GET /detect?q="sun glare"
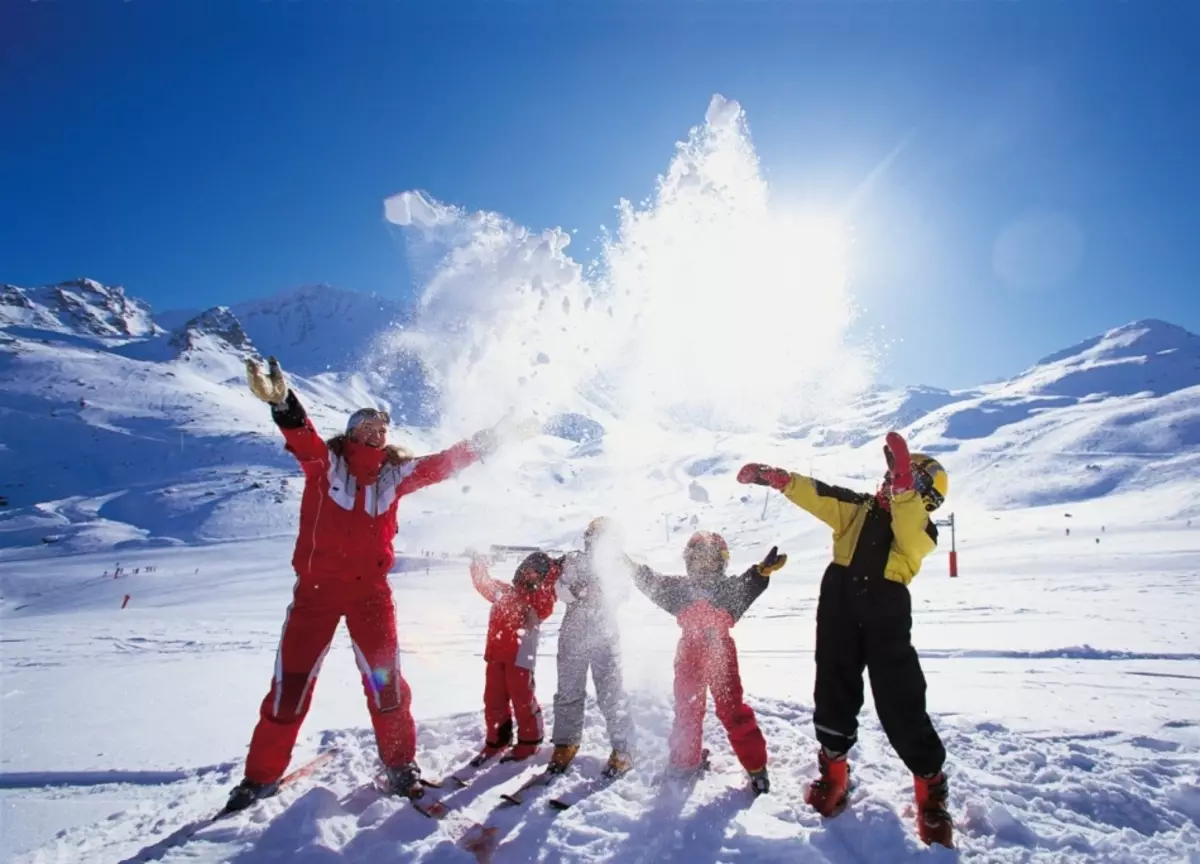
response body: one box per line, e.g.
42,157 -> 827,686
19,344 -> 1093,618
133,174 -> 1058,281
384,95 -> 873,435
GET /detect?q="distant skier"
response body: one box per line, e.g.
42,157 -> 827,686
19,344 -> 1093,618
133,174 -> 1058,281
227,356 -> 530,811
737,431 -> 953,847
470,550 -> 561,764
631,532 -> 787,795
547,517 -> 635,779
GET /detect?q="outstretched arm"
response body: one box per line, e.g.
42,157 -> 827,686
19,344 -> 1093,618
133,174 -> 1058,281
713,547 -> 787,622
393,417 -> 540,497
631,563 -> 691,616
738,463 -> 862,533
396,441 -> 480,496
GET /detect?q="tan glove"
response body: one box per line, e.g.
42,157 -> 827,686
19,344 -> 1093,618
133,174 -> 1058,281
756,546 -> 788,577
246,356 -> 288,405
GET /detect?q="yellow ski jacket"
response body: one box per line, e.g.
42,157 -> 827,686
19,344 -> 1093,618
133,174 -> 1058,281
781,473 -> 937,585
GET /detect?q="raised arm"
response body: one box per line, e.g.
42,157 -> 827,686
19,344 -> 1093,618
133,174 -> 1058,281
246,357 -> 328,468
883,430 -> 938,580
470,557 -> 508,604
272,391 -> 329,467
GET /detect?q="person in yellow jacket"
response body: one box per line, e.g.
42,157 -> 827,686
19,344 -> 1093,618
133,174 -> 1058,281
737,431 -> 953,849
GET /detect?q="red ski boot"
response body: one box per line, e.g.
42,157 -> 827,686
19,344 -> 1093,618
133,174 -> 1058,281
805,749 -> 850,817
914,772 -> 954,848
500,740 -> 541,762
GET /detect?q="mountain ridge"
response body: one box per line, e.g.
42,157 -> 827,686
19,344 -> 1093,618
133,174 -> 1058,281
3,276 -> 1199,552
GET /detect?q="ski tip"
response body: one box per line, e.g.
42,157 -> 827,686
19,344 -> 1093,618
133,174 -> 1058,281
414,800 -> 451,819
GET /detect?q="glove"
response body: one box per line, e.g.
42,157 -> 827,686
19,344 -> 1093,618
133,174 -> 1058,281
756,546 -> 788,577
469,414 -> 543,458
737,463 -> 791,491
884,431 -> 913,493
246,356 -> 288,405
469,428 -> 499,458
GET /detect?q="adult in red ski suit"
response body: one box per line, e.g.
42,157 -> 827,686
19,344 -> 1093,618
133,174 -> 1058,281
228,357 -> 514,810
470,551 -> 560,763
631,532 -> 787,794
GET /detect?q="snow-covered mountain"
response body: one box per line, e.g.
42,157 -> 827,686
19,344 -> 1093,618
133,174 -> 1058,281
156,284 -> 411,375
2,278 -> 1200,554
903,319 -> 1200,509
1,278 -> 161,339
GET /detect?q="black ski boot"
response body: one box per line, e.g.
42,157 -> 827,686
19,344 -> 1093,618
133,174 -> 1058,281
749,766 -> 770,796
225,778 -> 279,813
383,762 -> 425,800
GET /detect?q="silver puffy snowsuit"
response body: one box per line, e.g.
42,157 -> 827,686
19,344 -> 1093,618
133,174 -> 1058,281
552,550 -> 633,750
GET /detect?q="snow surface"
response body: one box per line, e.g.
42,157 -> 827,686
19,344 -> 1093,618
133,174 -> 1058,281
4,520 -> 1200,863
4,93 -> 1200,862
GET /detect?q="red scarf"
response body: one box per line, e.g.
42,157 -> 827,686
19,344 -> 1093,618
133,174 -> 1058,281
344,439 -> 387,485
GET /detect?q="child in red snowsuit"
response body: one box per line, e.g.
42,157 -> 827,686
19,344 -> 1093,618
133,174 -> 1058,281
470,551 -> 561,763
631,532 -> 787,794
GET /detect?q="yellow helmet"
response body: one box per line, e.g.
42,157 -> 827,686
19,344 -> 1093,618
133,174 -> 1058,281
910,453 -> 948,512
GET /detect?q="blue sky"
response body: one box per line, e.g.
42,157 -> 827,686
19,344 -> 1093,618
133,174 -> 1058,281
3,0 -> 1198,389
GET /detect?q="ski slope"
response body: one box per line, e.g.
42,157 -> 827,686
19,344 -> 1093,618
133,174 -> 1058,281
4,93 -> 1200,862
3,504 -> 1200,863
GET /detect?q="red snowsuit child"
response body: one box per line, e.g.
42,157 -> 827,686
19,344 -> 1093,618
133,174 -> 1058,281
230,356 -> 507,810
631,532 -> 787,794
470,551 -> 561,762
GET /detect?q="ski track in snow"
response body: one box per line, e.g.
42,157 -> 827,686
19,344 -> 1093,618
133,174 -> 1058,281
11,696 -> 1200,864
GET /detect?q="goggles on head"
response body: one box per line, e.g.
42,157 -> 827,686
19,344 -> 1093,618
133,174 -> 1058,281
346,407 -> 391,434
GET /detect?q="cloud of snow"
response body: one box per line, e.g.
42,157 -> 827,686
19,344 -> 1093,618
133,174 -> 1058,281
378,94 -> 875,441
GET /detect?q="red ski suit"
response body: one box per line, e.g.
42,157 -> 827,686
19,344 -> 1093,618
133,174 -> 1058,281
244,391 -> 483,784
471,558 -> 559,748
633,563 -> 770,772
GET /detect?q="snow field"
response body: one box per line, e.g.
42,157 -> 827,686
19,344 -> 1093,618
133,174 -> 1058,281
4,516 -> 1200,862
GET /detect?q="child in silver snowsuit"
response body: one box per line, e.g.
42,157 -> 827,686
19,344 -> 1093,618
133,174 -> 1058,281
547,517 -> 635,778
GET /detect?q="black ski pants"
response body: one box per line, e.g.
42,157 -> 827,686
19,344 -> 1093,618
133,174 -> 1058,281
812,563 -> 945,777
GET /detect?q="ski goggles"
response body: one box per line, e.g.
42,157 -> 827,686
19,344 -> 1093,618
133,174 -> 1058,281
346,407 -> 391,434
913,465 -> 944,511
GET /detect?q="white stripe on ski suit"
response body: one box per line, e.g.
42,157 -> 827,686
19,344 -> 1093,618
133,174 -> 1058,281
271,576 -> 332,718
324,454 -> 416,516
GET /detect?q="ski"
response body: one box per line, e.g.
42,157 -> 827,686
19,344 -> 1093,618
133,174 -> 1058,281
498,767 -> 559,806
372,771 -> 443,802
123,749 -> 340,863
446,747 -> 511,788
458,822 -> 501,863
412,796 -> 455,820
214,748 -> 339,819
546,767 -> 628,811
